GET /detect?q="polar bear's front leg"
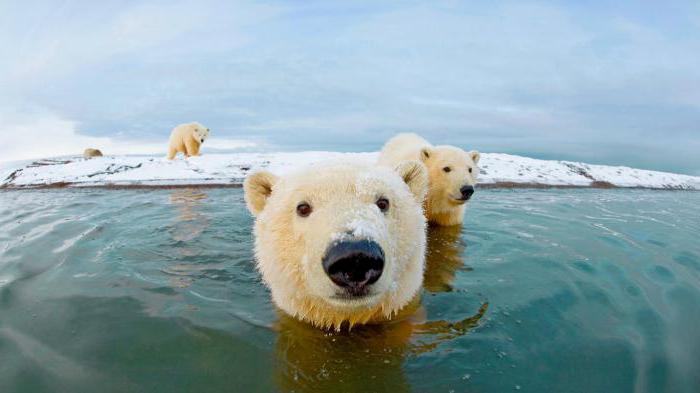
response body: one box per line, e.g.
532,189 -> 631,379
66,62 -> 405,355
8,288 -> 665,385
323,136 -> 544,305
184,138 -> 200,157
167,146 -> 178,160
191,141 -> 201,156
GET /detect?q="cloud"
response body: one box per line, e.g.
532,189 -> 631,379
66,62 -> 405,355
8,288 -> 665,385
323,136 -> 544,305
0,1 -> 281,92
0,1 -> 698,173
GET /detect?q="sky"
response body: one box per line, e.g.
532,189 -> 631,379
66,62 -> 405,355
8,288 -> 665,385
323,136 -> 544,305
0,0 -> 699,174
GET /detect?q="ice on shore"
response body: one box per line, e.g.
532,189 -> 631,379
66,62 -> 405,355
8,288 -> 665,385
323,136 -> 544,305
1,151 -> 698,190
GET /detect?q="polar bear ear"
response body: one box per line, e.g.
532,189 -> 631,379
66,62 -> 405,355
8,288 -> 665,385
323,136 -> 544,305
420,147 -> 433,162
467,150 -> 480,164
244,171 -> 278,216
395,160 -> 428,203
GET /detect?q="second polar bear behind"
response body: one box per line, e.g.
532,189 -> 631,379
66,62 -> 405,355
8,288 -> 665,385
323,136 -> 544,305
167,122 -> 210,160
378,133 -> 480,226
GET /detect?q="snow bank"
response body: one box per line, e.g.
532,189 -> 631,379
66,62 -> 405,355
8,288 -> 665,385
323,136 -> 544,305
1,152 -> 698,190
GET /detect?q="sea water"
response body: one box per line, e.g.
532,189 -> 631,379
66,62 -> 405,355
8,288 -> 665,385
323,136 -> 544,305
0,188 -> 698,393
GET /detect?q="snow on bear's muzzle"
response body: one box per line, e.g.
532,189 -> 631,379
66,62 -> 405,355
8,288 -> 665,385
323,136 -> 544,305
322,239 -> 384,298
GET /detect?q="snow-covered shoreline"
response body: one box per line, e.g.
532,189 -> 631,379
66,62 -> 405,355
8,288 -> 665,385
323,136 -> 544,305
1,152 -> 699,190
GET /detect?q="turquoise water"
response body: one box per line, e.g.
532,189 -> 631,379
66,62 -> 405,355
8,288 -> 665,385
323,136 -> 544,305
0,188 -> 699,393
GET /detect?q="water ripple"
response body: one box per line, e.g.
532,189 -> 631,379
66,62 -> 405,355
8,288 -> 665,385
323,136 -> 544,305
0,188 -> 699,392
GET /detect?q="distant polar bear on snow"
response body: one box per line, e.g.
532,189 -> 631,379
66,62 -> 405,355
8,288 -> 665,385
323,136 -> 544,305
167,122 -> 210,160
378,133 -> 480,226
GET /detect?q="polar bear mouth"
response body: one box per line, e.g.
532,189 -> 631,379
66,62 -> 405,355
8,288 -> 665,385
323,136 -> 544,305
450,197 -> 468,205
326,292 -> 383,309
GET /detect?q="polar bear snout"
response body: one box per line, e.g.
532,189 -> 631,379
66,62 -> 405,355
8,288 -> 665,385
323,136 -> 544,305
322,240 -> 385,297
459,185 -> 475,201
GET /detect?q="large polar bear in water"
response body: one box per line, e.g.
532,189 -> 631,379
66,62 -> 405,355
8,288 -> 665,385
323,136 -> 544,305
167,122 -> 210,160
244,161 -> 428,330
378,133 -> 480,226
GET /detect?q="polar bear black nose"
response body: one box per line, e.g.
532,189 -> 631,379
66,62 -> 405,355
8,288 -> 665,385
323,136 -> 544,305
460,185 -> 475,200
322,240 -> 384,296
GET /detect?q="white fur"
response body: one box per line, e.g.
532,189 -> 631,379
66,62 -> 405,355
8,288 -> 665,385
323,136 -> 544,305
244,161 -> 428,329
378,133 -> 480,226
167,122 -> 210,160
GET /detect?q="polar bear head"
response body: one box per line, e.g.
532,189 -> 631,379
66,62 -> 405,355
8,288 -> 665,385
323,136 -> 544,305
190,122 -> 210,144
420,145 -> 480,221
244,161 -> 428,329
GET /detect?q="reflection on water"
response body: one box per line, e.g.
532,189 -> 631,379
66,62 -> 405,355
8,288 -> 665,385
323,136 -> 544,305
169,188 -> 209,242
1,189 -> 700,392
164,189 -> 210,288
273,302 -> 487,393
274,313 -> 414,393
424,225 -> 470,293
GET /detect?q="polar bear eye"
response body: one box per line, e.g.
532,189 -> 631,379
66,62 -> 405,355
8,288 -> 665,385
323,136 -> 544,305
468,167 -> 473,173
443,167 -> 451,173
296,202 -> 312,217
376,198 -> 390,213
